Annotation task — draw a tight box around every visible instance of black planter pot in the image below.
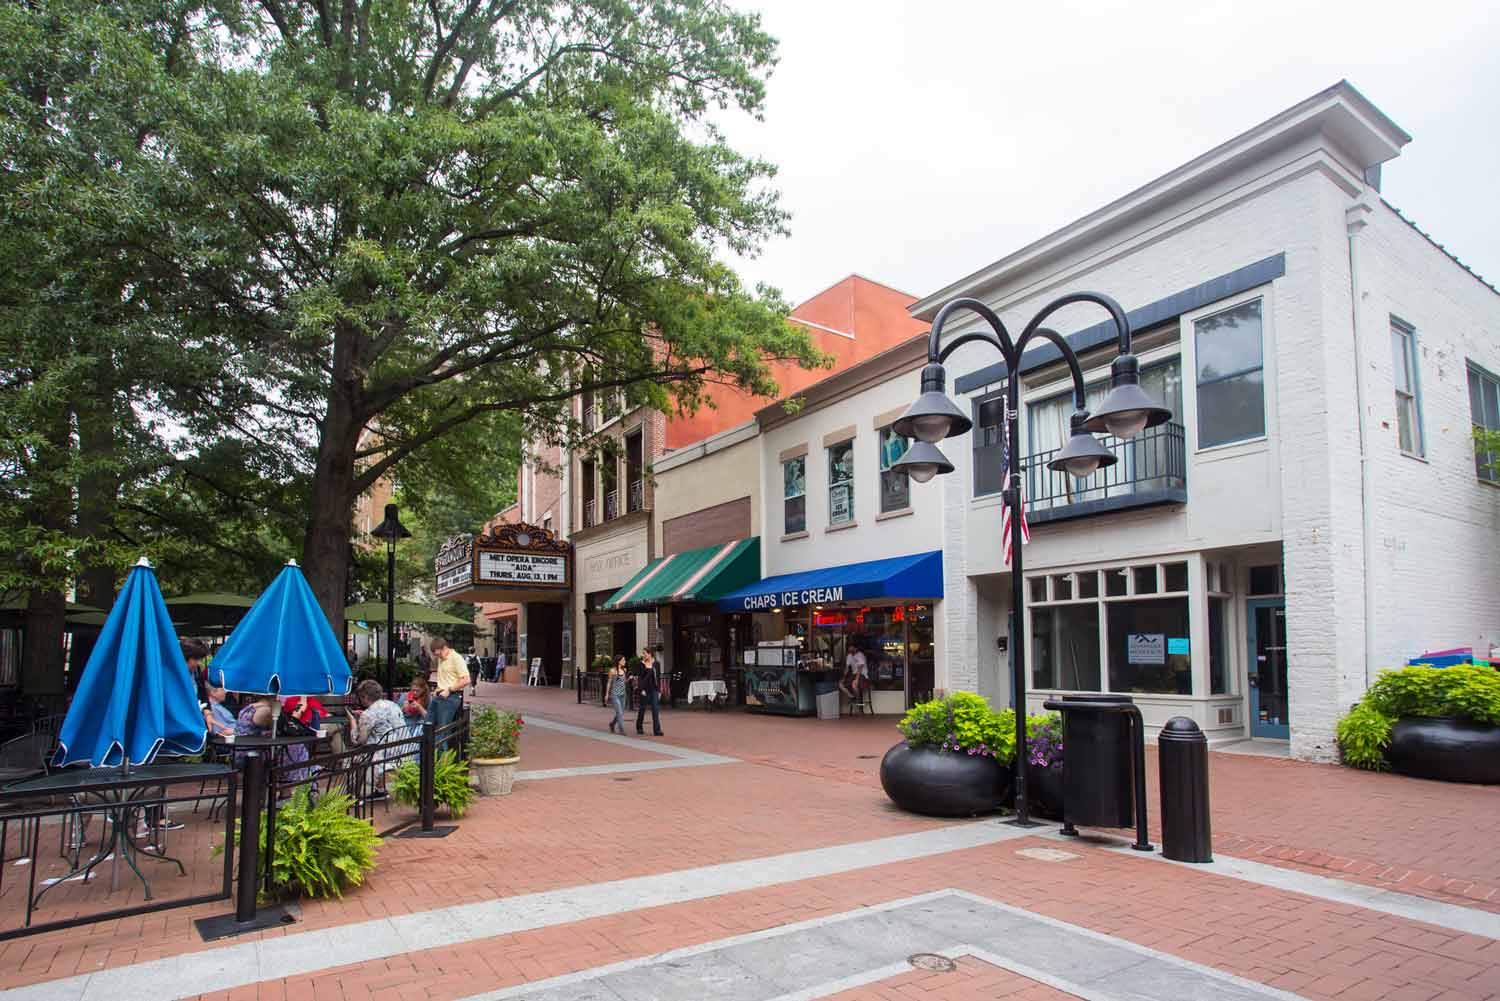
[1024,761,1064,819]
[1387,717,1500,785]
[879,743,1013,817]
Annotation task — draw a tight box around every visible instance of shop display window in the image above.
[1107,597,1191,694]
[1031,603,1101,690]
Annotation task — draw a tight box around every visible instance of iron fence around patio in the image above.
[0,767,238,941]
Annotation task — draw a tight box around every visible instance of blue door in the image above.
[1246,599,1289,739]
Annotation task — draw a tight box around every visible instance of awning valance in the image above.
[603,538,760,612]
[714,550,942,613]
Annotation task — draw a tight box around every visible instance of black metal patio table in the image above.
[4,762,232,909]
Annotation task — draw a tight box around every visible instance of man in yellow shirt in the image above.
[428,635,469,746]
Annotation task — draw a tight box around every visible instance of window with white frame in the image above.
[1194,298,1265,448]
[783,456,807,534]
[1030,561,1195,696]
[1390,320,1422,456]
[827,439,855,526]
[1468,362,1500,482]
[877,427,910,514]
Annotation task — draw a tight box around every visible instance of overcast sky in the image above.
[717,0,1499,307]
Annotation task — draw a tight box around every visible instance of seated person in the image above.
[402,676,432,731]
[202,685,238,737]
[348,679,409,799]
[235,694,312,782]
[282,694,326,731]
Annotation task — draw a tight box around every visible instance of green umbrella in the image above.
[164,591,256,630]
[344,600,471,626]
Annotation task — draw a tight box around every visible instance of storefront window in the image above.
[1209,597,1228,695]
[828,440,855,526]
[1031,604,1101,690]
[783,457,806,534]
[878,427,910,513]
[1107,597,1191,694]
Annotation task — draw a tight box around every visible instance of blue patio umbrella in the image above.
[55,558,207,769]
[211,560,352,697]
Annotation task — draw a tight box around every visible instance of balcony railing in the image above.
[1023,421,1186,525]
[582,502,598,529]
[582,406,598,431]
[604,489,620,521]
[627,479,645,513]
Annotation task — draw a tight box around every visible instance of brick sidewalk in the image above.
[3,683,1498,1000]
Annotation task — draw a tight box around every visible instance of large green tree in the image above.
[148,0,823,626]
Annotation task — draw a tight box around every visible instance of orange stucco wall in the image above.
[663,275,927,450]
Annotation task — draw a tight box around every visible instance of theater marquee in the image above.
[434,523,572,603]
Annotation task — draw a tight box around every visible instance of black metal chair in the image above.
[0,732,52,867]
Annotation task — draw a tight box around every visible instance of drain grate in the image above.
[907,953,957,973]
[856,754,878,759]
[613,777,634,782]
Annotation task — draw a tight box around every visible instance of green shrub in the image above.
[216,789,381,899]
[1335,664,1500,771]
[391,749,476,818]
[898,692,1017,763]
[1336,702,1393,771]
[590,655,613,672]
[469,705,524,759]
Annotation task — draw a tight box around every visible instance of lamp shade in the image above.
[1047,423,1119,479]
[1079,355,1172,439]
[891,364,972,443]
[370,503,411,544]
[892,440,955,483]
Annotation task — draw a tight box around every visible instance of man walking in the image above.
[634,648,664,737]
[428,636,468,749]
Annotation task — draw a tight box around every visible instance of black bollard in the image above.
[235,752,265,922]
[419,718,436,833]
[1158,716,1212,862]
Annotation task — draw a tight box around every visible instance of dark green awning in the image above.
[602,538,760,612]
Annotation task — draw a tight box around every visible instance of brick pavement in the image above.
[824,955,1075,1001]
[4,682,1499,1000]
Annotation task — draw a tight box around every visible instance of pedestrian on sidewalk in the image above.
[606,654,629,734]
[428,635,468,750]
[634,647,664,737]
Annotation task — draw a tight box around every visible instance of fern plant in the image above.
[216,789,382,899]
[391,749,476,818]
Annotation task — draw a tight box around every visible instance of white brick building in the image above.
[909,82,1500,759]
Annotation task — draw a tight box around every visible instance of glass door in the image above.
[1246,599,1289,739]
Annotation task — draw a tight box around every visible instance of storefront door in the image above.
[1247,598,1289,739]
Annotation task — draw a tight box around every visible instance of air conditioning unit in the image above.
[1217,707,1236,726]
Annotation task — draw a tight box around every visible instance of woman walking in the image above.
[606,655,629,734]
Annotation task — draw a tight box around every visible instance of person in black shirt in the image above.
[634,648,664,736]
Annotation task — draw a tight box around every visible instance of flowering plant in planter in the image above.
[1026,713,1063,769]
[898,692,1017,764]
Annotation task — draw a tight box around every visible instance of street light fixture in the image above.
[370,502,411,698]
[892,291,1170,826]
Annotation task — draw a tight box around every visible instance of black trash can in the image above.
[1051,694,1134,828]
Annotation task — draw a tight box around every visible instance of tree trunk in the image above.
[72,382,121,689]
[21,413,72,699]
[302,382,362,633]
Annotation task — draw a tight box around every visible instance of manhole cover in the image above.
[613,777,633,782]
[1015,847,1081,862]
[908,953,957,973]
[856,754,878,759]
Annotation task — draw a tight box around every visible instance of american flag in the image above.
[1001,435,1030,566]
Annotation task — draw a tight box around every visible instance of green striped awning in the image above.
[602,538,760,612]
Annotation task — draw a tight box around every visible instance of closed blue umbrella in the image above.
[55,558,206,769]
[211,560,352,697]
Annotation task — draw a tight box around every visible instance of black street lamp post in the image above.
[892,292,1171,826]
[370,503,412,698]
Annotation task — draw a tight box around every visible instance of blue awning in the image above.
[715,551,942,612]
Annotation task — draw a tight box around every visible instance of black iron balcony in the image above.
[1023,422,1186,525]
[582,406,598,431]
[604,489,620,521]
[582,503,598,529]
[627,479,645,513]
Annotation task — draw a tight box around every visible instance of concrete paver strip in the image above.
[463,891,1307,1001]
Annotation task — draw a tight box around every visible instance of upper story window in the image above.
[601,452,618,520]
[542,512,553,535]
[1390,320,1423,456]
[1194,298,1265,448]
[878,427,910,514]
[1467,362,1500,483]
[972,394,1009,497]
[581,459,597,527]
[783,456,807,534]
[625,430,645,512]
[827,439,855,526]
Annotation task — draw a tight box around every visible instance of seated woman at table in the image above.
[235,695,313,783]
[282,694,326,731]
[348,679,408,799]
[401,676,431,733]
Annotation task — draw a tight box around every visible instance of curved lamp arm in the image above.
[1015,290,1133,359]
[926,297,1015,367]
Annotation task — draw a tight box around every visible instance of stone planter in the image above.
[879,743,1012,818]
[1025,761,1064,818]
[1387,717,1500,785]
[471,756,519,796]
